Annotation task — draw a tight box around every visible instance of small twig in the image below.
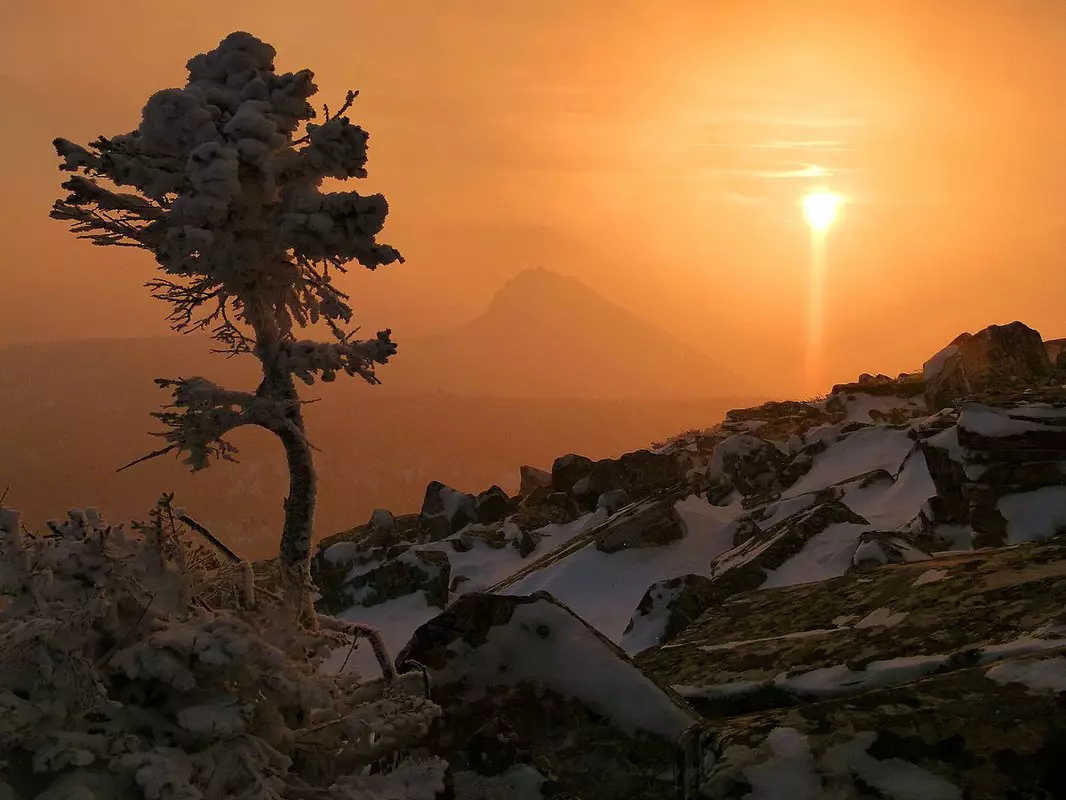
[117,445,177,473]
[176,513,241,563]
[0,485,9,506]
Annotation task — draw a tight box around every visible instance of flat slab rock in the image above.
[636,538,1066,796]
[397,591,706,800]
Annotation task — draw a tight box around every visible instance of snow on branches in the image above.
[0,501,445,799]
[51,32,407,580]
[50,30,400,354]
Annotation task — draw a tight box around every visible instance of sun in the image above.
[801,189,844,233]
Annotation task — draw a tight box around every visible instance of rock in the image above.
[474,485,515,524]
[924,321,1053,411]
[721,400,839,442]
[919,425,969,526]
[519,464,552,495]
[459,523,508,550]
[709,434,791,498]
[850,531,932,572]
[596,488,631,514]
[615,449,685,497]
[830,372,926,399]
[507,521,541,558]
[594,493,687,554]
[550,453,594,493]
[638,540,1066,797]
[918,402,1066,546]
[699,500,871,606]
[511,490,575,530]
[420,481,479,541]
[350,548,452,609]
[396,592,706,800]
[622,574,719,654]
[369,508,395,530]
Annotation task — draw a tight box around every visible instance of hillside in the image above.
[309,320,1066,797]
[382,267,753,399]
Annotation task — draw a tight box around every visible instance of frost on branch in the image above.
[50,30,402,348]
[50,31,407,589]
[0,501,445,799]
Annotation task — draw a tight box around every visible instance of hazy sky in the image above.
[4,1,1066,394]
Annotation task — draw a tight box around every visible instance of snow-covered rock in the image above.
[419,481,479,541]
[594,493,687,554]
[923,321,1054,411]
[396,592,705,800]
[622,573,717,655]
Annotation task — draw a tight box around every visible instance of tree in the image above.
[50,31,402,607]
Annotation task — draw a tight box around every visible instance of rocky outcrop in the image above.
[622,574,718,654]
[701,500,870,604]
[918,400,1066,547]
[396,592,705,800]
[550,453,594,493]
[597,488,631,514]
[638,540,1066,797]
[924,321,1053,412]
[518,464,552,495]
[474,485,515,524]
[349,548,451,609]
[594,493,688,554]
[708,434,791,500]
[420,481,479,541]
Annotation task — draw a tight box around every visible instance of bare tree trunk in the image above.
[252,316,318,618]
[277,402,317,583]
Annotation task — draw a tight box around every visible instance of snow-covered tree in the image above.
[50,32,402,606]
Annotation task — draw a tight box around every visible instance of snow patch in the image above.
[743,728,821,800]
[997,486,1066,544]
[784,428,915,499]
[911,569,949,587]
[855,607,908,629]
[761,523,871,589]
[824,732,962,800]
[986,656,1066,693]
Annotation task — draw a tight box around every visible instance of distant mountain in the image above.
[381,268,750,399]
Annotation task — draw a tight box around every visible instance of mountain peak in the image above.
[488,268,605,316]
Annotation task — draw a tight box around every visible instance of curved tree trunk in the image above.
[252,320,318,617]
[277,403,317,581]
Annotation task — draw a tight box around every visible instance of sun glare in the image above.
[801,190,844,233]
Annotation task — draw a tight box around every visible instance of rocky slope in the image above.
[310,320,1066,798]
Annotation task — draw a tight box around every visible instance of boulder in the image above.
[924,321,1053,412]
[349,548,451,609]
[511,490,575,530]
[369,508,395,530]
[622,574,719,655]
[596,488,632,514]
[420,481,479,541]
[709,434,791,498]
[396,592,706,800]
[518,464,552,495]
[474,485,515,524]
[594,493,687,554]
[550,453,594,493]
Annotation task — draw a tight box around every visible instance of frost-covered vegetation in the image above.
[50,31,402,604]
[0,498,443,799]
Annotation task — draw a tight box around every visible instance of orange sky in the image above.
[3,0,1066,395]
